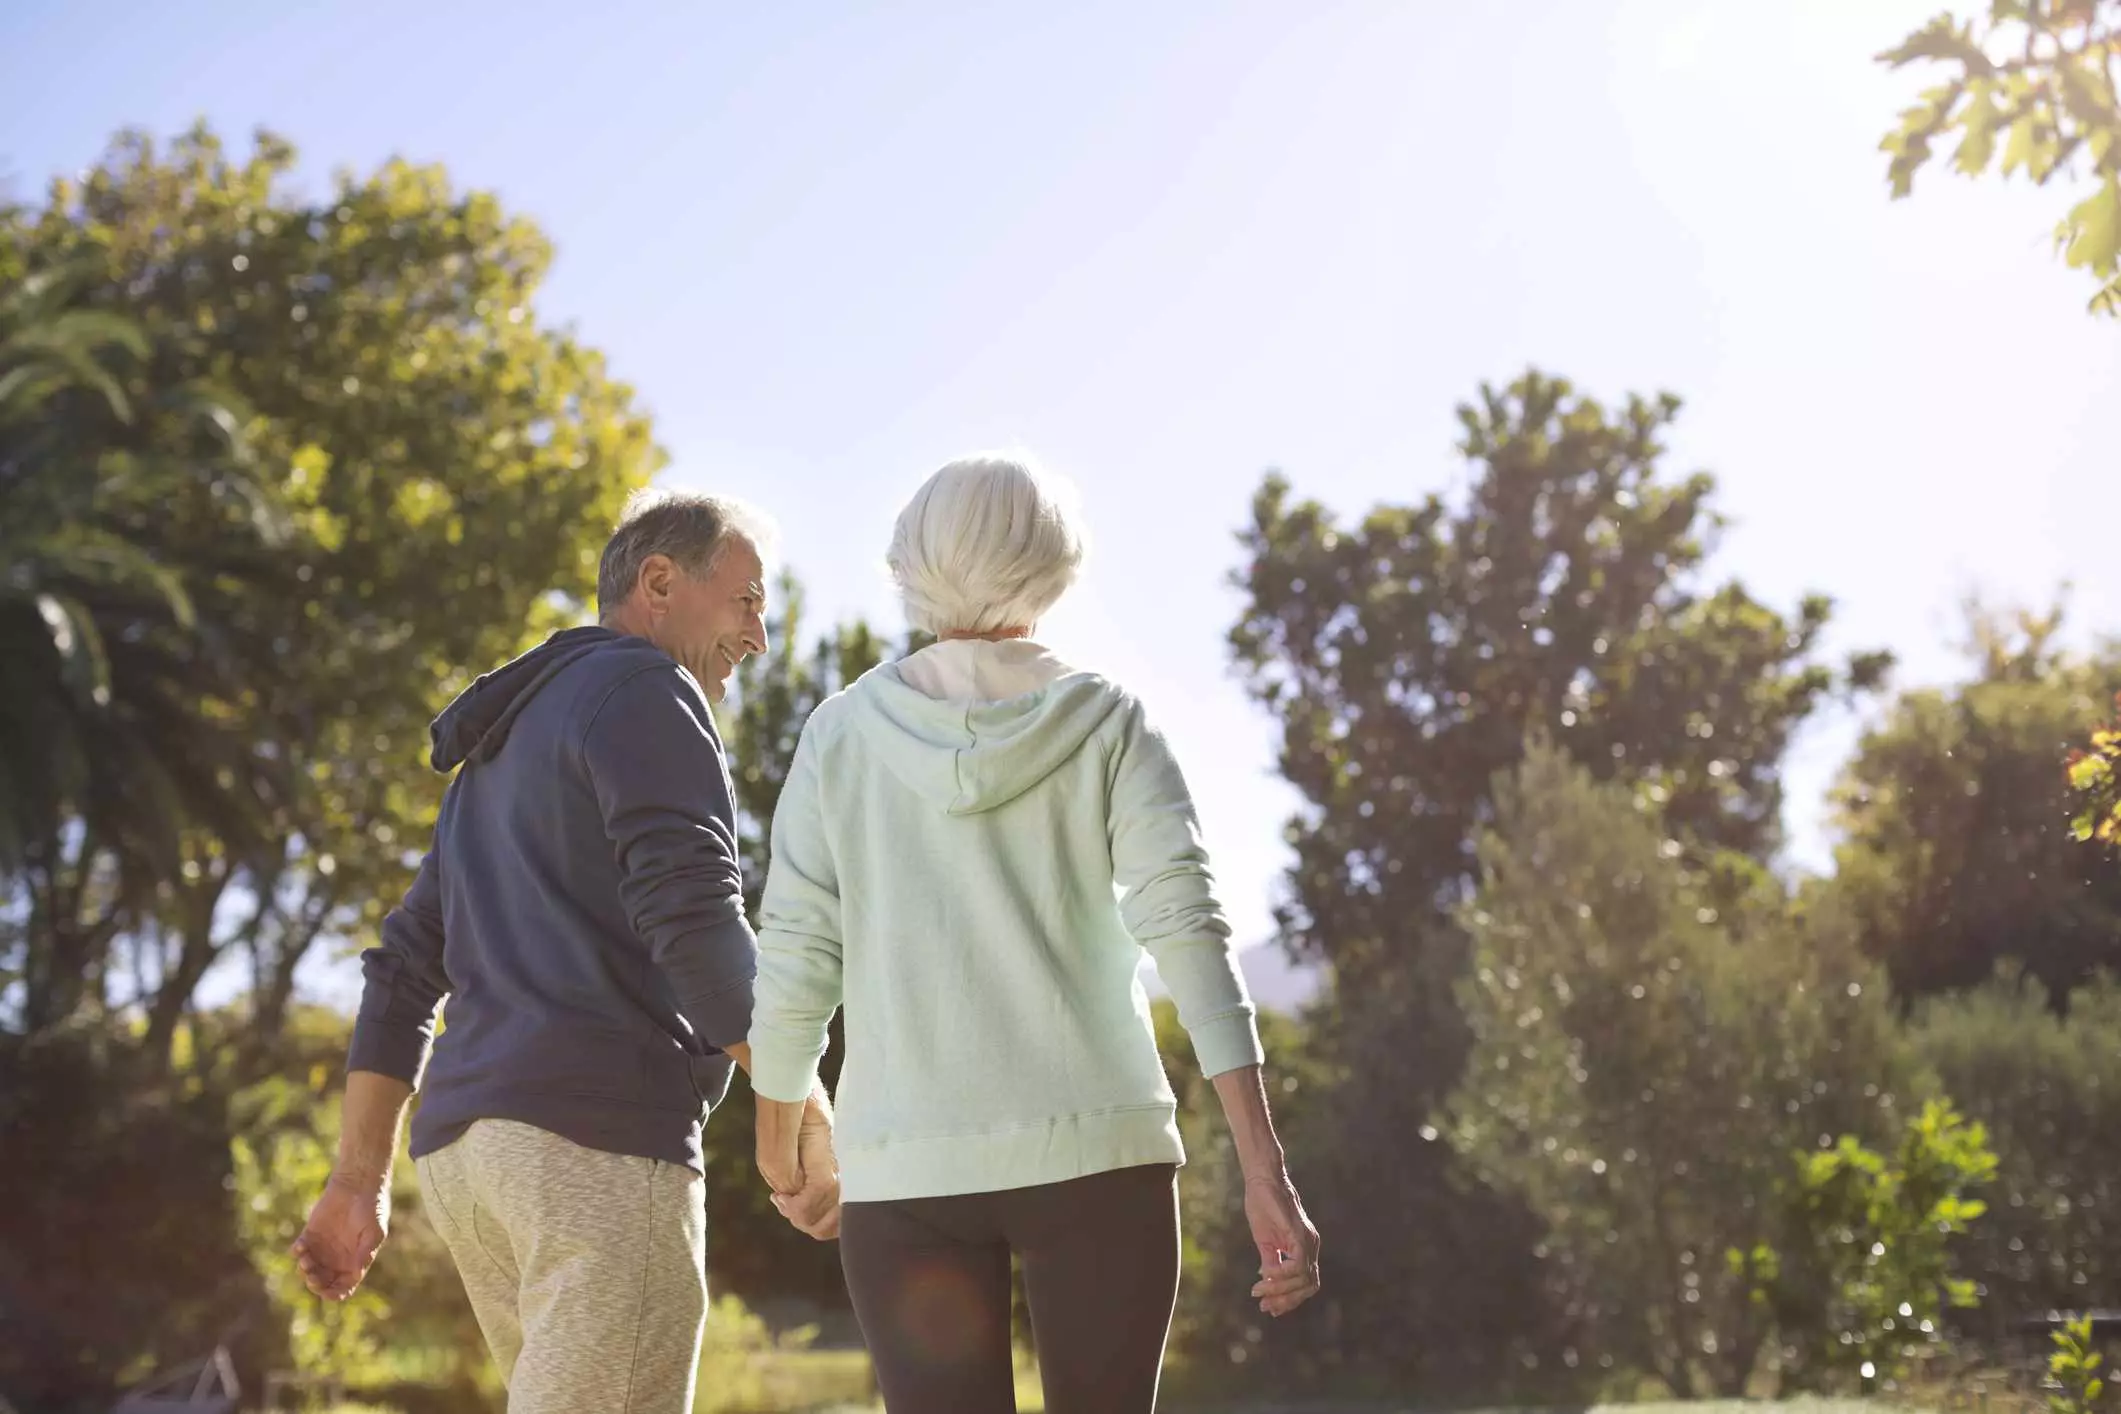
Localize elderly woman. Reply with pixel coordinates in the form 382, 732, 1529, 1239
747, 454, 1319, 1413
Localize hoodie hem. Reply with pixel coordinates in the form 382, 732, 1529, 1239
409, 1085, 709, 1174
838, 1102, 1185, 1202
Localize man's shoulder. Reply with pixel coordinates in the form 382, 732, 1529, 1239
570, 641, 718, 740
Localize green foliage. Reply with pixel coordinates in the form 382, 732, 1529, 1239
0, 1027, 271, 1410
1, 122, 660, 1065
230, 1076, 390, 1379
1229, 371, 1878, 1390
1150, 998, 1332, 1377
1878, 1, 2121, 315
0, 259, 295, 1035
1231, 371, 1877, 980
692, 1294, 869, 1414
723, 573, 905, 920
2049, 1313, 2108, 1414
700, 581, 909, 1307
1778, 1099, 1994, 1389
223, 1008, 488, 1398
2068, 693, 2121, 845
1448, 740, 1910, 1398
1826, 605, 2121, 1001
1907, 973, 2121, 1328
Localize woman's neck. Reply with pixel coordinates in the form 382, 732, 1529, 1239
937, 626, 1034, 643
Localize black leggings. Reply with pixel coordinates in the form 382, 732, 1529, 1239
839, 1163, 1181, 1414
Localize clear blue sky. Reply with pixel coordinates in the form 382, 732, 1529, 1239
6, 0, 2117, 1003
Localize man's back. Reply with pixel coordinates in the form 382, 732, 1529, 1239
346, 625, 759, 1171
299, 496, 828, 1414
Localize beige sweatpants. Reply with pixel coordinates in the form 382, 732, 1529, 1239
414, 1119, 707, 1414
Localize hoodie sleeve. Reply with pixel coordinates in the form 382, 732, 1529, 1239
581, 662, 758, 1050
749, 721, 842, 1103
1109, 701, 1264, 1078
347, 847, 451, 1086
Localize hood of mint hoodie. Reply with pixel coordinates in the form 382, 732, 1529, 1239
845, 658, 1126, 815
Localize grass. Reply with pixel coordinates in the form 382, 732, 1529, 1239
687, 1357, 1938, 1414
697, 1349, 1046, 1414
693, 1346, 876, 1413
332, 1347, 1964, 1414
323, 1352, 1978, 1414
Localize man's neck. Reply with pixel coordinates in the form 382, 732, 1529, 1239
602, 606, 653, 640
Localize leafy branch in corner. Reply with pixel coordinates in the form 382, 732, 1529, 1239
1879, 1, 2121, 314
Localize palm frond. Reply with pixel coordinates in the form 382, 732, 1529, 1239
32, 592, 114, 708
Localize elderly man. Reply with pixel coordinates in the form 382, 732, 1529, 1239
295, 490, 838, 1413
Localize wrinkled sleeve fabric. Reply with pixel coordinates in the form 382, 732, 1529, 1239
348, 846, 451, 1087
749, 723, 843, 1103
1108, 701, 1263, 1078
581, 663, 758, 1050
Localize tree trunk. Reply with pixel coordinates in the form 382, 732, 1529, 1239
140, 871, 231, 1071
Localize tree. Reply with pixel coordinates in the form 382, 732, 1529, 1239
1774, 1099, 1994, 1391
1, 124, 660, 1070
1227, 370, 1885, 1390
1827, 604, 2121, 1002
1156, 999, 1337, 1387
1232, 370, 1884, 984
1448, 741, 1911, 1397
0, 261, 294, 1036
723, 572, 903, 919
700, 578, 912, 1307
0, 1025, 270, 1409
1908, 971, 2121, 1331
223, 1005, 493, 1408
1879, 0, 2121, 315
2067, 691, 2121, 845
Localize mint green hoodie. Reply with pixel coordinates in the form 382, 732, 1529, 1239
747, 640, 1263, 1202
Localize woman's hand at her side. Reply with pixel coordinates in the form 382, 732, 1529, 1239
1243, 1171, 1321, 1317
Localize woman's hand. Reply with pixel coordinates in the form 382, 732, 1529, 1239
756, 1086, 841, 1240
1243, 1172, 1321, 1317
1206, 1064, 1320, 1316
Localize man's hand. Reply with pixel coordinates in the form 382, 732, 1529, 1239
756, 1086, 840, 1241
293, 1072, 411, 1302
1243, 1173, 1321, 1317
292, 1171, 391, 1301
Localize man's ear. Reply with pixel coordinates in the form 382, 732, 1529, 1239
637, 554, 674, 611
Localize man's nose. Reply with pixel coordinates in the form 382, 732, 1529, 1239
743, 614, 769, 658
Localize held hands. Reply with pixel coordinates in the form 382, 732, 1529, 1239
1243, 1172, 1322, 1317
756, 1087, 841, 1240
292, 1170, 391, 1301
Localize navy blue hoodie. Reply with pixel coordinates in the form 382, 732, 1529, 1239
346, 626, 757, 1171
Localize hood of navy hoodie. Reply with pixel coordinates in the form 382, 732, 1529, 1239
428, 625, 625, 771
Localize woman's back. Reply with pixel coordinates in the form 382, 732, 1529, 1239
750, 637, 1261, 1203
746, 454, 1317, 1414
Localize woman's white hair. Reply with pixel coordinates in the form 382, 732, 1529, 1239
886, 453, 1087, 636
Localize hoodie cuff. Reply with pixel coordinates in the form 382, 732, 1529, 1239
681, 972, 757, 1053
347, 1016, 433, 1089
748, 1041, 826, 1105
1187, 1007, 1265, 1079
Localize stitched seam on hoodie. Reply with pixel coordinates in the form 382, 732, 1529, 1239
577, 658, 706, 759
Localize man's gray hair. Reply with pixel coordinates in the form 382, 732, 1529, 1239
597, 489, 777, 620
886, 452, 1087, 636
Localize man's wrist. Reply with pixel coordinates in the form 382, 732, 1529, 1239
328, 1165, 389, 1197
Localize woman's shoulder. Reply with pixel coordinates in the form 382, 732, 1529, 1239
800, 683, 863, 744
